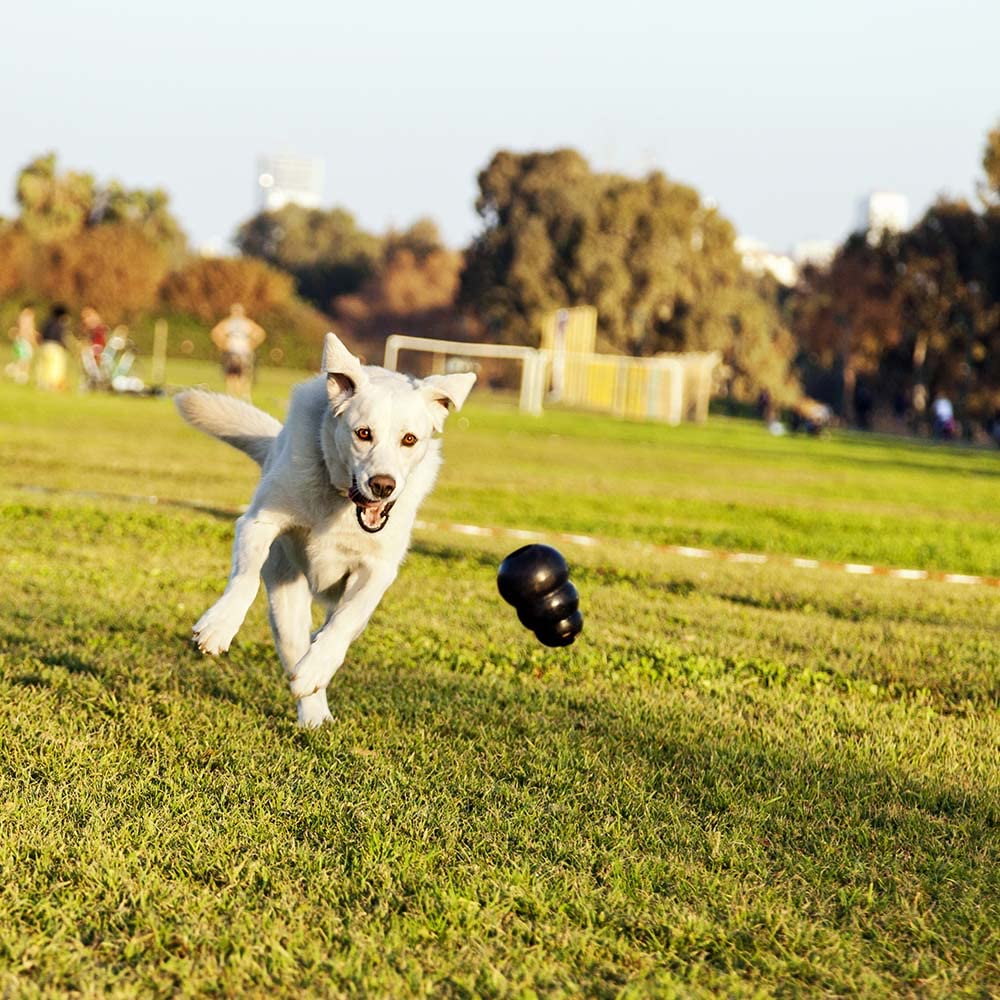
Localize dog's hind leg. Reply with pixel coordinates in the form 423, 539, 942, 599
262, 541, 331, 728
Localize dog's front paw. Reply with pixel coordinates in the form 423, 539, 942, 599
192, 604, 241, 655
297, 691, 334, 728
289, 650, 335, 700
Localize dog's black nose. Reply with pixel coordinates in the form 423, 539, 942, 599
368, 475, 396, 499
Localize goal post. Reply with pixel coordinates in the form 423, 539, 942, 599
383, 334, 548, 415
383, 333, 719, 425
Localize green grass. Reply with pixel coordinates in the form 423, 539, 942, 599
1, 367, 998, 997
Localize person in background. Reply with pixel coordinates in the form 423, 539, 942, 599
756, 387, 774, 424
80, 306, 108, 364
36, 304, 71, 391
854, 383, 874, 431
5, 303, 39, 384
931, 393, 956, 440
210, 303, 266, 399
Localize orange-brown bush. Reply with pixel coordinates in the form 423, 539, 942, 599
0, 225, 32, 298
159, 256, 294, 323
367, 248, 461, 314
333, 247, 472, 354
30, 224, 168, 322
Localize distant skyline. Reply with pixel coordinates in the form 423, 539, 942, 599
1, 0, 998, 255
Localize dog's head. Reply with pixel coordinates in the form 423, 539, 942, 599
321, 333, 476, 533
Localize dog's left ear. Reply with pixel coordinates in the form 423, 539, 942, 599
421, 372, 476, 432
323, 332, 368, 411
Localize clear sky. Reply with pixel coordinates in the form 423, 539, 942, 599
2, 0, 997, 254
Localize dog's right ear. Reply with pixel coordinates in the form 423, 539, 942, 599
322, 332, 368, 411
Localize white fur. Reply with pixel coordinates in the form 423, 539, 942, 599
175, 333, 475, 727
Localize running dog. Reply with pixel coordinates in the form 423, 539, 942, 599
175, 333, 476, 727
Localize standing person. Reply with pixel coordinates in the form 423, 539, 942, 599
854, 383, 874, 431
36, 304, 71, 391
931, 393, 956, 440
5, 303, 39, 384
210, 303, 266, 399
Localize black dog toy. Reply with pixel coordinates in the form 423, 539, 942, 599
497, 544, 583, 647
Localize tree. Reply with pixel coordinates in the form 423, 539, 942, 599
787, 188, 1000, 430
159, 256, 294, 323
13, 153, 187, 259
91, 182, 187, 263
32, 225, 169, 321
788, 234, 904, 420
897, 200, 1000, 426
460, 149, 798, 401
16, 154, 95, 243
982, 123, 1000, 205
382, 217, 446, 261
0, 223, 32, 297
234, 204, 382, 310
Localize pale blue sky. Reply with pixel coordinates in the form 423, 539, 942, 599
2, 0, 997, 254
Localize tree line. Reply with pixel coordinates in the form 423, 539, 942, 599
788, 130, 1000, 432
2, 129, 999, 432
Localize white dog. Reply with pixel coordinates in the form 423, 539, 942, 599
175, 332, 476, 727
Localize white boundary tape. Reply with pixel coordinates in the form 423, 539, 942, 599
14, 485, 1000, 590
414, 519, 1000, 590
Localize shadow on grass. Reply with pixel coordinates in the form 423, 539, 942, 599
38, 650, 100, 676
4, 615, 996, 988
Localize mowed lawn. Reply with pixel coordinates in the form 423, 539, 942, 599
0, 363, 998, 997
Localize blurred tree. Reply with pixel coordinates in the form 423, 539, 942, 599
787, 188, 1000, 430
16, 154, 95, 243
460, 149, 798, 402
788, 234, 904, 420
0, 223, 32, 297
234, 204, 381, 310
159, 256, 294, 324
334, 245, 467, 352
32, 224, 168, 322
13, 153, 187, 260
382, 217, 445, 261
982, 123, 1000, 204
460, 149, 595, 345
90, 182, 187, 263
897, 200, 1000, 427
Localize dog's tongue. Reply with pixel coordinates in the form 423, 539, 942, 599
359, 502, 388, 530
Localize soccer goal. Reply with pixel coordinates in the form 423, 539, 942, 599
383, 334, 549, 415
383, 332, 719, 424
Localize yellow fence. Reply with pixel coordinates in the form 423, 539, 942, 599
541, 307, 718, 424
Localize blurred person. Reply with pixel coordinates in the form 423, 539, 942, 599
789, 397, 831, 436
854, 383, 874, 431
211, 303, 266, 399
36, 304, 71, 391
80, 306, 108, 362
755, 386, 774, 423
5, 303, 39, 384
931, 393, 956, 440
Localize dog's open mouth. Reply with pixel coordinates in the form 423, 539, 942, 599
349, 484, 396, 533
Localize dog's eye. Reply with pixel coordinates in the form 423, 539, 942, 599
401, 432, 417, 447
356, 427, 372, 442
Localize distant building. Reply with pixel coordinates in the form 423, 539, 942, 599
256, 154, 324, 212
793, 239, 837, 270
858, 190, 908, 243
734, 236, 798, 287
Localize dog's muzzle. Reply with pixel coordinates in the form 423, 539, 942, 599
349, 482, 396, 533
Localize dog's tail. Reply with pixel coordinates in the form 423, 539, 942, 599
174, 390, 283, 466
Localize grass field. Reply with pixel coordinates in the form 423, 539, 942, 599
1, 362, 998, 997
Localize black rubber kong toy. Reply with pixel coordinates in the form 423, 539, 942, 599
497, 544, 583, 647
